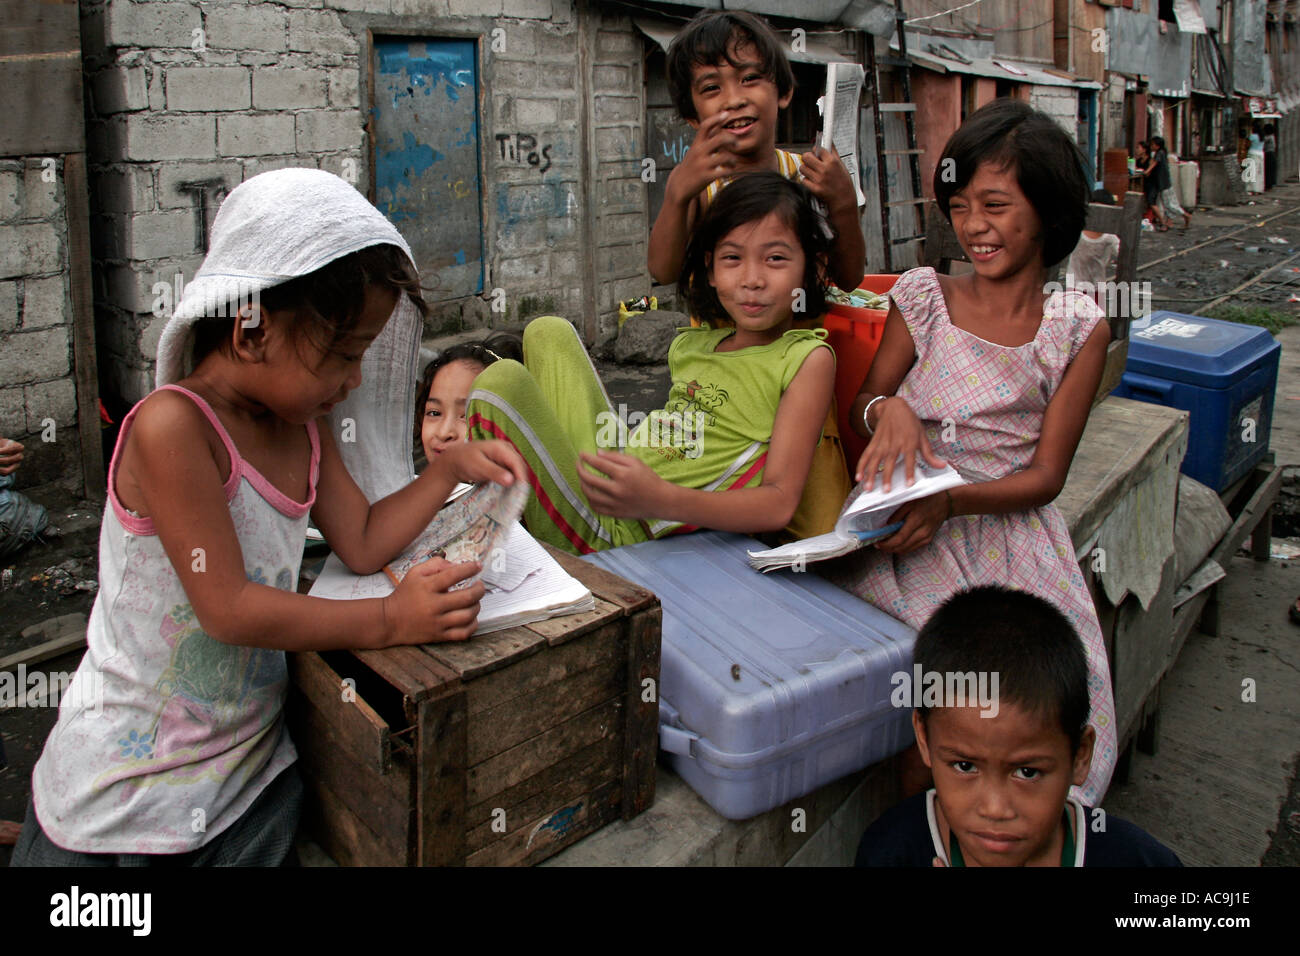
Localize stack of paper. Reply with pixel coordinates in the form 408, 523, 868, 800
309, 521, 594, 636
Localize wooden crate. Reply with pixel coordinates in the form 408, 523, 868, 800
288, 547, 661, 866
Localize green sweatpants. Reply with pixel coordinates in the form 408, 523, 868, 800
467, 316, 654, 554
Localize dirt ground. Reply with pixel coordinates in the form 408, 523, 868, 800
2, 181, 1298, 865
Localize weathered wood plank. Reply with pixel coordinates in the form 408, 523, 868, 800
466, 782, 623, 867
465, 735, 621, 829
465, 744, 623, 852
465, 621, 627, 716
64, 152, 106, 499
423, 623, 547, 681
468, 698, 625, 806
415, 685, 467, 866
621, 606, 661, 819
300, 771, 405, 867
543, 544, 658, 614
468, 658, 624, 764
1056, 396, 1188, 546
288, 691, 412, 839
527, 597, 623, 647
353, 646, 445, 706
289, 652, 391, 774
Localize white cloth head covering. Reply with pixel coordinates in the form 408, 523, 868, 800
156, 167, 414, 387
156, 167, 423, 503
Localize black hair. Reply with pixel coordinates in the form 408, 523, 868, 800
1091, 187, 1116, 205
932, 98, 1090, 268
913, 585, 1091, 755
413, 332, 523, 445
666, 10, 795, 122
190, 243, 427, 369
678, 171, 833, 328
1151, 135, 1167, 150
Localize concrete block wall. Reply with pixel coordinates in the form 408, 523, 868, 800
0, 159, 83, 491
1029, 86, 1079, 140
79, 0, 651, 407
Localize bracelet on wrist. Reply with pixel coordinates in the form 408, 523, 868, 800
862, 395, 889, 436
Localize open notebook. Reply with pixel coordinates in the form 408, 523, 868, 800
748, 457, 964, 571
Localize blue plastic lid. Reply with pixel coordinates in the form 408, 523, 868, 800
1125, 310, 1279, 388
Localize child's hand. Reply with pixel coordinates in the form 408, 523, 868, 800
383, 557, 484, 645
875, 492, 949, 555
666, 112, 743, 205
437, 439, 527, 489
578, 450, 668, 520
0, 438, 24, 476
799, 145, 856, 214
854, 397, 946, 491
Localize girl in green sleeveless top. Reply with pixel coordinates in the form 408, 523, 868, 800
467, 173, 839, 554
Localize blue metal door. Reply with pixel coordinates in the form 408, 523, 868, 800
372, 37, 484, 300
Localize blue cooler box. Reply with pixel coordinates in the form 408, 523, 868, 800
583, 532, 916, 820
1112, 311, 1280, 491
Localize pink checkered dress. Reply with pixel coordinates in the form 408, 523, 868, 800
825, 266, 1116, 803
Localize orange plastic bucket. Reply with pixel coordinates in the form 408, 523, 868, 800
824, 274, 898, 469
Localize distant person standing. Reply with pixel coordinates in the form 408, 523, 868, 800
1135, 141, 1167, 231
1152, 136, 1191, 229
1263, 123, 1278, 191
1244, 126, 1266, 195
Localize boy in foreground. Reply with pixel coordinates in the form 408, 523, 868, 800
857, 585, 1181, 867
648, 10, 865, 291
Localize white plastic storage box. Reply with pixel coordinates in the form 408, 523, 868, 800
582, 532, 916, 820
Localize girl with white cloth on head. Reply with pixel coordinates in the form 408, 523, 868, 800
11, 169, 525, 867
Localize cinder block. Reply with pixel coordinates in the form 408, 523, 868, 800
288, 10, 360, 55
0, 223, 63, 280
497, 254, 549, 281
595, 30, 638, 57
324, 0, 394, 13
21, 276, 68, 331
514, 98, 558, 125
138, 311, 169, 359
0, 328, 70, 384
595, 96, 638, 123
254, 69, 329, 110
295, 111, 363, 153
595, 125, 639, 161
25, 378, 77, 431
593, 65, 634, 93
92, 66, 149, 114
218, 113, 296, 157
0, 386, 25, 435
600, 211, 642, 240
392, 0, 451, 13
92, 166, 155, 214
501, 0, 552, 18
126, 209, 197, 261
0, 169, 20, 221
123, 114, 216, 161
205, 5, 288, 52
23, 162, 63, 221
155, 161, 241, 210
239, 155, 302, 178
449, 0, 502, 14
0, 281, 17, 333
328, 69, 360, 109
534, 28, 577, 58
106, 1, 201, 50
167, 66, 251, 111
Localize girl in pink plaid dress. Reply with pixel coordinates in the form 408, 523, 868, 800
828, 100, 1117, 804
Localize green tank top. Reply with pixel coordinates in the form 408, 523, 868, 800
626, 327, 831, 537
